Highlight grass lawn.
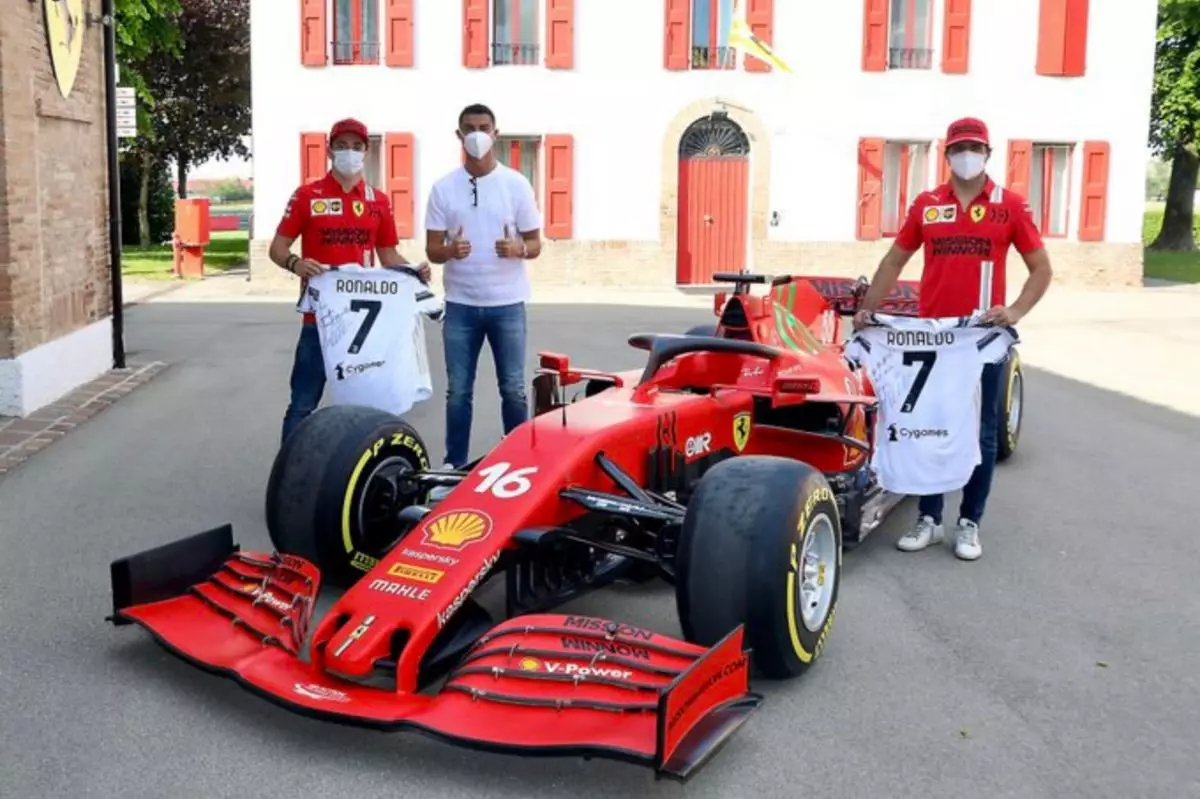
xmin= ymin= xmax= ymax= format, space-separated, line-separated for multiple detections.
xmin=122 ymin=229 xmax=249 ymax=281
xmin=1143 ymin=204 xmax=1200 ymax=283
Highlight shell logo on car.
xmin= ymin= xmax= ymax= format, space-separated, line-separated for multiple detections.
xmin=422 ymin=510 xmax=493 ymax=551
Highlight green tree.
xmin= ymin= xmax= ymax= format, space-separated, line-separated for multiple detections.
xmin=1148 ymin=0 xmax=1200 ymax=251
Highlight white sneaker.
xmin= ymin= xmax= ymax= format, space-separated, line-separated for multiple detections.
xmin=897 ymin=515 xmax=944 ymax=552
xmin=954 ymin=518 xmax=982 ymax=561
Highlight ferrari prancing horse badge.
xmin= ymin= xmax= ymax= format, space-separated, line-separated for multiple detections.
xmin=45 ymin=0 xmax=85 ymax=99
xmin=970 ymin=205 xmax=986 ymax=223
xmin=732 ymin=412 xmax=752 ymax=453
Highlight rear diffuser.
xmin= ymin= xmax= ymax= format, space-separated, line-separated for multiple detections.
xmin=108 ymin=525 xmax=762 ymax=781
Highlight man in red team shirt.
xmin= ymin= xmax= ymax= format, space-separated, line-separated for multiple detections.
xmin=853 ymin=117 xmax=1053 ymax=561
xmin=269 ymin=118 xmax=431 ymax=444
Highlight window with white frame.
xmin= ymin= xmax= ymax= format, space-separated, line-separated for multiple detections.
xmin=492 ymin=0 xmax=539 ymax=65
xmin=882 ymin=141 xmax=930 ymax=236
xmin=1029 ymin=144 xmax=1072 ymax=238
xmin=365 ymin=135 xmax=382 ymax=188
xmin=333 ymin=0 xmax=380 ymax=64
xmin=888 ymin=0 xmax=933 ymax=69
xmin=691 ymin=0 xmax=736 ymax=70
xmin=493 ymin=136 xmax=541 ymax=198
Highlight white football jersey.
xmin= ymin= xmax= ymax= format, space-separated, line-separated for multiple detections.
xmin=296 ymin=264 xmax=441 ymax=416
xmin=842 ymin=313 xmax=1017 ymax=496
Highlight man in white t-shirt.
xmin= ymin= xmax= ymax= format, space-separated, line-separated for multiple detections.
xmin=424 ymin=103 xmax=544 ymax=469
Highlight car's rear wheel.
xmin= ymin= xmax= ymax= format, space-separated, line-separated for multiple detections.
xmin=675 ymin=456 xmax=842 ymax=679
xmin=265 ymin=405 xmax=431 ymax=589
xmin=996 ymin=351 xmax=1023 ymax=463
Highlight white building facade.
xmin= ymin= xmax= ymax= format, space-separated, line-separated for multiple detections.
xmin=249 ymin=0 xmax=1158 ymax=291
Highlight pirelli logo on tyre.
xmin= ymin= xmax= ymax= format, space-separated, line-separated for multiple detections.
xmin=386 ymin=562 xmax=444 ymax=584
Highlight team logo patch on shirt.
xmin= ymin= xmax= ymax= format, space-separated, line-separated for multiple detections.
xmin=352 ymin=200 xmax=365 ymax=217
xmin=924 ymin=205 xmax=957 ymax=224
xmin=311 ymin=199 xmax=344 ymax=216
xmin=970 ymin=205 xmax=986 ymax=223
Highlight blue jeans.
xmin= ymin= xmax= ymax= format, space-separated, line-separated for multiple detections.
xmin=917 ymin=358 xmax=1005 ymax=525
xmin=442 ymin=301 xmax=528 ymax=467
xmin=281 ymin=323 xmax=325 ymax=445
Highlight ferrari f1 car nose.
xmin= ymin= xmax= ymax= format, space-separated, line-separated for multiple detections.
xmin=107 ymin=526 xmax=761 ymax=781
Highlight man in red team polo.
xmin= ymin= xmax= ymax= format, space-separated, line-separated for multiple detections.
xmin=853 ymin=117 xmax=1053 ymax=561
xmin=268 ymin=118 xmax=431 ymax=444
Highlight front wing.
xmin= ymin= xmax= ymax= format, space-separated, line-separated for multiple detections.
xmin=107 ymin=525 xmax=761 ymax=781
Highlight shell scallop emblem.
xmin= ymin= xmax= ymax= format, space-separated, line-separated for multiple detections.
xmin=517 ymin=657 xmax=541 ymax=671
xmin=421 ymin=510 xmax=493 ymax=551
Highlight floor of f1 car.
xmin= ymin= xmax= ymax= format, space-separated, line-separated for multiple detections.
xmin=0 ymin=301 xmax=1197 ymax=799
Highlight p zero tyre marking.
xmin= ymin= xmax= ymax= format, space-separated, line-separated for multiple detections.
xmin=342 ymin=439 xmax=382 ymax=556
xmin=785 ymin=485 xmax=836 ymax=664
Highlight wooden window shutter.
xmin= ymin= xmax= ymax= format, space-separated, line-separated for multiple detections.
xmin=463 ymin=0 xmax=489 ymax=68
xmin=300 ymin=0 xmax=327 ymax=67
xmin=1037 ymin=0 xmax=1089 ymax=76
xmin=941 ymin=0 xmax=971 ymax=74
xmin=1006 ymin=140 xmax=1033 ymax=199
xmin=1062 ymin=0 xmax=1089 ymax=76
xmin=664 ymin=0 xmax=690 ymax=71
xmin=300 ymin=132 xmax=326 ymax=183
xmin=545 ymin=0 xmax=575 ymax=69
xmin=862 ymin=0 xmax=888 ymax=72
xmin=543 ymin=134 xmax=574 ymax=239
xmin=856 ymin=138 xmax=884 ymax=240
xmin=744 ymin=0 xmax=775 ymax=73
xmin=1078 ymin=140 xmax=1109 ymax=241
xmin=936 ymin=139 xmax=951 ymax=184
xmin=385 ymin=133 xmax=415 ymax=238
xmin=385 ymin=0 xmax=415 ymax=67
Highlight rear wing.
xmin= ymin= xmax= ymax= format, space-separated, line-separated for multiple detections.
xmin=792 ymin=276 xmax=921 ymax=317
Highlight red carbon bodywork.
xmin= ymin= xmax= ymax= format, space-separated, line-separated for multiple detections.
xmin=109 ymin=274 xmax=918 ymax=779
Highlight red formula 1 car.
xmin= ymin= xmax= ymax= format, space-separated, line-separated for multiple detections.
xmin=106 ymin=272 xmax=1024 ymax=781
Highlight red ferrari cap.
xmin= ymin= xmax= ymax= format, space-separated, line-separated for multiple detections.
xmin=329 ymin=118 xmax=369 ymax=144
xmin=945 ymin=117 xmax=990 ymax=147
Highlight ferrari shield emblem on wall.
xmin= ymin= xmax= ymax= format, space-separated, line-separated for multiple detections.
xmin=970 ymin=205 xmax=986 ymax=223
xmin=45 ymin=0 xmax=85 ymax=99
xmin=732 ymin=412 xmax=752 ymax=452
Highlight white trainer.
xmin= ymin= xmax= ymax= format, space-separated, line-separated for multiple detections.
xmin=954 ymin=518 xmax=983 ymax=561
xmin=896 ymin=515 xmax=944 ymax=552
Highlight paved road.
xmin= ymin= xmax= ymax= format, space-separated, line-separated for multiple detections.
xmin=2 ymin=301 xmax=1198 ymax=799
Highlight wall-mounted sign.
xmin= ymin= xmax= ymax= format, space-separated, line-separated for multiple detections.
xmin=45 ymin=0 xmax=86 ymax=99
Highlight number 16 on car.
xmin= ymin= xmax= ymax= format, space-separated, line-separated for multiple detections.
xmin=475 ymin=462 xmax=538 ymax=499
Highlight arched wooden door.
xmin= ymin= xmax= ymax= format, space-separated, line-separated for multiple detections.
xmin=676 ymin=114 xmax=750 ymax=284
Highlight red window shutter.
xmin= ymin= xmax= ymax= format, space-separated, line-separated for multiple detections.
xmin=1078 ymin=140 xmax=1109 ymax=241
xmin=300 ymin=132 xmax=326 ymax=183
xmin=936 ymin=139 xmax=951 ymax=184
xmin=1036 ymin=0 xmax=1067 ymax=75
xmin=385 ymin=133 xmax=415 ymax=238
xmin=545 ymin=0 xmax=575 ymax=69
xmin=543 ymin=135 xmax=574 ymax=239
xmin=300 ymin=0 xmax=327 ymax=67
xmin=385 ymin=0 xmax=415 ymax=67
xmin=463 ymin=0 xmax=489 ymax=68
xmin=1062 ymin=0 xmax=1089 ymax=76
xmin=862 ymin=0 xmax=888 ymax=72
xmin=1006 ymin=140 xmax=1033 ymax=199
xmin=664 ymin=0 xmax=690 ymax=71
xmin=744 ymin=0 xmax=774 ymax=73
xmin=856 ymin=138 xmax=884 ymax=240
xmin=941 ymin=0 xmax=971 ymax=74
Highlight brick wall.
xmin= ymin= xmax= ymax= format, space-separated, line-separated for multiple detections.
xmin=0 ymin=3 xmax=111 ymax=361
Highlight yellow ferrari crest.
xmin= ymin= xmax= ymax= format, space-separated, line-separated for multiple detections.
xmin=352 ymin=200 xmax=365 ymax=217
xmin=422 ymin=510 xmax=492 ymax=550
xmin=970 ymin=205 xmax=986 ymax=223
xmin=732 ymin=412 xmax=752 ymax=453
xmin=45 ymin=0 xmax=85 ymax=99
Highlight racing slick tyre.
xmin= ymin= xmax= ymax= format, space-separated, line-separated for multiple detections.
xmin=675 ymin=456 xmax=841 ymax=680
xmin=265 ymin=405 xmax=431 ymax=589
xmin=996 ymin=351 xmax=1023 ymax=463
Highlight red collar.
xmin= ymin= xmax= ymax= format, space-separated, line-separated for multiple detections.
xmin=936 ymin=177 xmax=996 ymax=205
xmin=320 ymin=172 xmax=367 ymax=197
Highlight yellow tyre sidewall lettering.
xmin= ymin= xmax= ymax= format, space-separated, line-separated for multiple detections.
xmin=339 ymin=432 xmax=431 ymax=568
xmin=785 ymin=485 xmax=837 ymax=664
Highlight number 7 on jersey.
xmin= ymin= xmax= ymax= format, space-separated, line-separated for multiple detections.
xmin=900 ymin=351 xmax=937 ymax=413
xmin=347 ymin=299 xmax=382 ymax=354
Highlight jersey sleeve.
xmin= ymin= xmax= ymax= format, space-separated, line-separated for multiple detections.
xmin=975 ymin=327 xmax=1018 ymax=364
xmin=893 ymin=199 xmax=925 ymax=251
xmin=424 ymin=183 xmax=448 ymax=232
xmin=276 ymin=187 xmax=310 ymax=238
xmin=841 ymin=333 xmax=870 ymax=368
xmin=373 ymin=191 xmax=400 ymax=248
xmin=514 ymin=174 xmax=543 ymax=233
xmin=1009 ymin=195 xmax=1045 ymax=254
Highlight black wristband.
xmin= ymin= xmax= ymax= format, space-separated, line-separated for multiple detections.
xmin=285 ymin=254 xmax=299 ymax=272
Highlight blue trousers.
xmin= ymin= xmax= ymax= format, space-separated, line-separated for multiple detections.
xmin=281 ymin=322 xmax=324 ymax=445
xmin=442 ymin=301 xmax=528 ymax=467
xmin=918 ymin=358 xmax=1005 ymax=525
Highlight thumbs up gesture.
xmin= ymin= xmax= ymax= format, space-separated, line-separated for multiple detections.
xmin=448 ymin=225 xmax=471 ymax=260
xmin=494 ymin=223 xmax=525 ymax=259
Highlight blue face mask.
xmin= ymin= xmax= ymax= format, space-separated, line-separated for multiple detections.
xmin=332 ymin=149 xmax=365 ymax=176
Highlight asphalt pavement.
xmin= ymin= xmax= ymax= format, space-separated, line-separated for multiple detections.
xmin=1 ymin=300 xmax=1198 ymax=799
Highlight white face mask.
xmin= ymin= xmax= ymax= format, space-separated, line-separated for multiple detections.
xmin=948 ymin=151 xmax=987 ymax=181
xmin=463 ymin=131 xmax=493 ymax=160
xmin=332 ymin=149 xmax=365 ymax=176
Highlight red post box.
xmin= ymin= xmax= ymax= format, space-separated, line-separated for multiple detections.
xmin=173 ymin=198 xmax=211 ymax=278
